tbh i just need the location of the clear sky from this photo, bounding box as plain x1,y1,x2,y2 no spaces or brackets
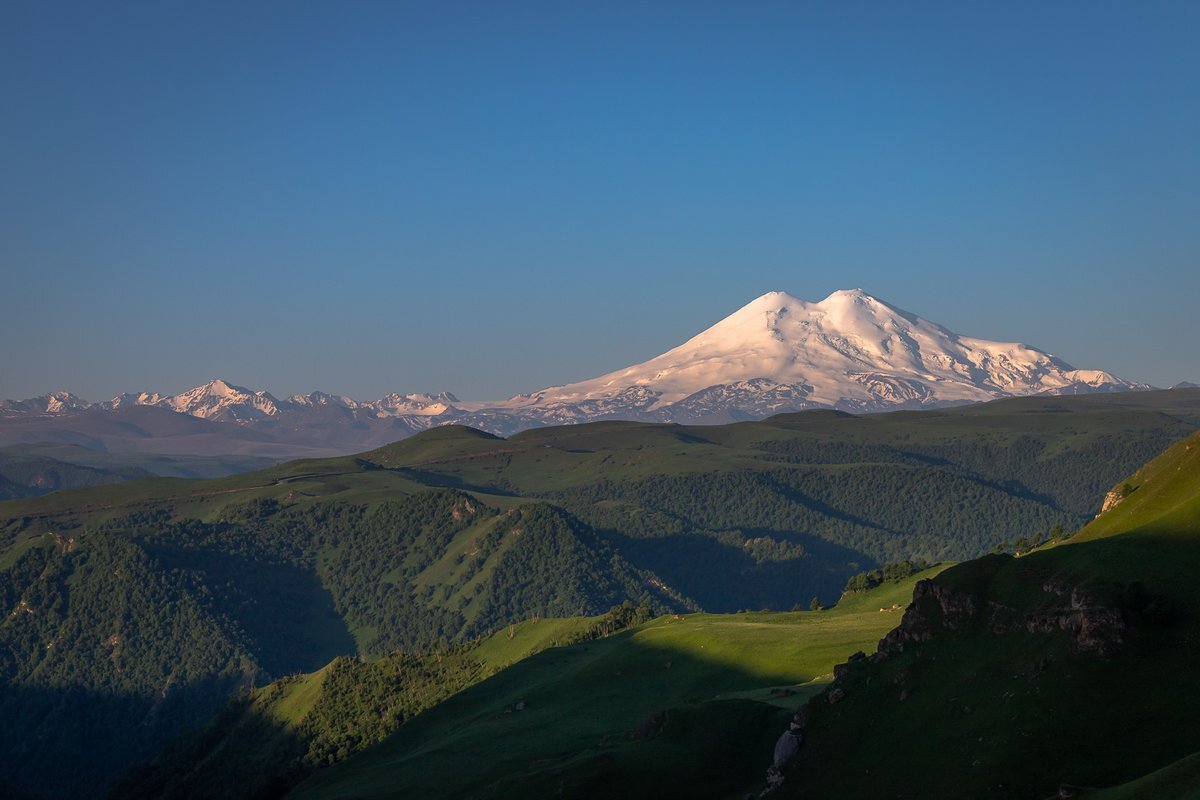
2,1,1198,401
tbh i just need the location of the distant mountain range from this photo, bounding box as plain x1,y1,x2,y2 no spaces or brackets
1,289,1176,456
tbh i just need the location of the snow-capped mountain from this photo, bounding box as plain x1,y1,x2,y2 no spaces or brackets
1,289,1155,447
109,391,166,409
0,391,92,416
369,392,461,418
156,379,284,422
490,289,1148,420
286,391,362,410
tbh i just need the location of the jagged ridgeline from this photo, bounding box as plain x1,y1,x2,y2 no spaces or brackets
2,391,1200,798
779,429,1200,799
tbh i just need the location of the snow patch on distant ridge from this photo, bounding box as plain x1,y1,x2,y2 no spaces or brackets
1,290,1154,436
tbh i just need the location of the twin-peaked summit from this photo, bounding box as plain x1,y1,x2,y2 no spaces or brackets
2,290,1151,445
504,289,1142,419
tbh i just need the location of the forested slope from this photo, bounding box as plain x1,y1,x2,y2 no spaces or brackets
2,390,1199,798
0,492,664,798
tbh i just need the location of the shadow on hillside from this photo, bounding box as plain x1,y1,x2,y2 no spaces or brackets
480,698,788,800
601,528,872,611
394,466,518,496
763,477,906,535
289,627,826,800
0,675,260,800
785,528,1200,800
140,541,357,675
36,606,877,800
108,692,310,800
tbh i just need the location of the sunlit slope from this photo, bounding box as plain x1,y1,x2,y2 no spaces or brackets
1077,433,1200,542
110,615,614,800
783,430,1200,799
288,571,938,800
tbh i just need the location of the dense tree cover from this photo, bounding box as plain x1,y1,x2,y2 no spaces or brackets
467,504,656,632
556,462,1095,567
111,649,487,800
0,491,671,799
989,522,1073,555
750,427,1185,520
539,427,1176,606
0,535,258,799
841,558,934,594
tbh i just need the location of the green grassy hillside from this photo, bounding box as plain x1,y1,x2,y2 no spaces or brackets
287,571,936,800
110,612,632,800
778,429,1200,799
4,390,1200,798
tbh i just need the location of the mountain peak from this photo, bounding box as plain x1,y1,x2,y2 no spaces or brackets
821,287,870,301
197,378,250,396
0,391,92,416
743,288,880,314
1,289,1150,437
749,289,804,305
504,288,1146,415
43,391,90,414
163,378,280,420
817,288,889,311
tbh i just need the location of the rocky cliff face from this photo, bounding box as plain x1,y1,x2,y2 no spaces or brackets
1097,483,1139,515
876,559,1135,659
761,558,1159,796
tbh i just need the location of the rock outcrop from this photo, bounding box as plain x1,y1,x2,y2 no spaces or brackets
874,557,1152,660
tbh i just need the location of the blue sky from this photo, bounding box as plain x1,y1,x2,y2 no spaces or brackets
2,1,1198,400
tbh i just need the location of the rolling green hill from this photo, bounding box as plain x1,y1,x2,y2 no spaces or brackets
7,390,1199,609
3,390,1200,798
242,571,935,800
109,610,648,800
775,428,1200,799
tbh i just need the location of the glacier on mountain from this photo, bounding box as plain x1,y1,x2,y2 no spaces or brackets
2,290,1152,439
